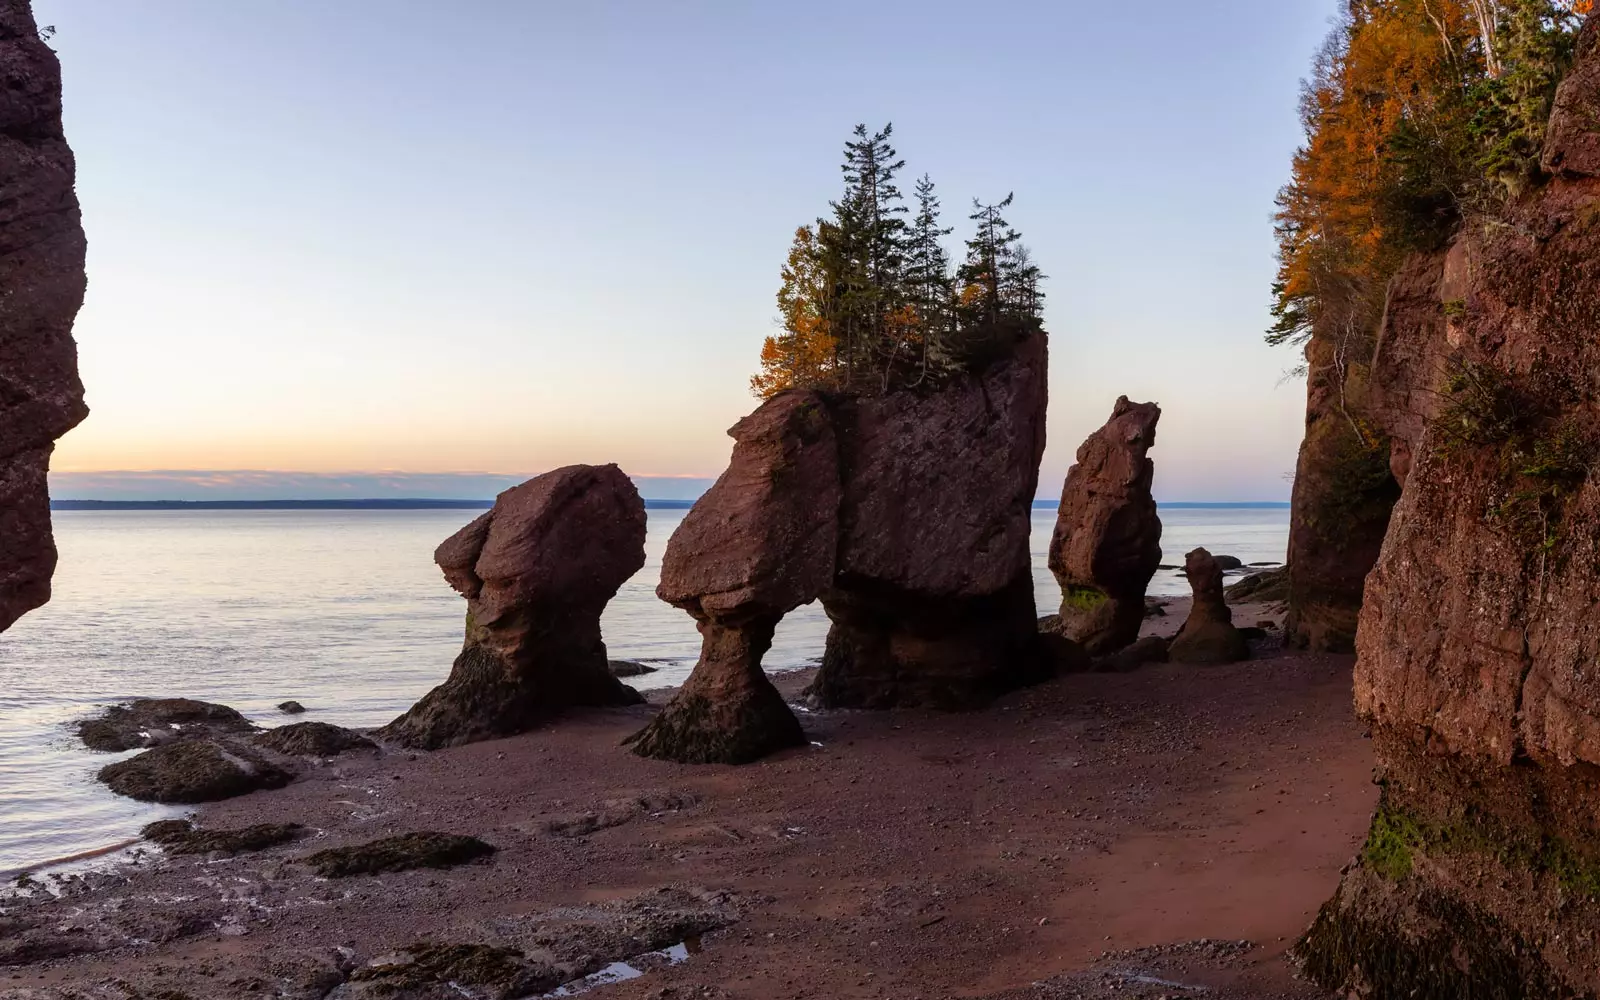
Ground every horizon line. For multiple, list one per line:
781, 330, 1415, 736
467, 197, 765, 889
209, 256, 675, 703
50, 497, 1292, 509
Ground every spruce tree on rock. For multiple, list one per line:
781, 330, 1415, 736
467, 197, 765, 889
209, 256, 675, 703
958, 194, 1023, 328
904, 173, 957, 379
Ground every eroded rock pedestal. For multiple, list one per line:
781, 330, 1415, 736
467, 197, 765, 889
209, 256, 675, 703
1046, 397, 1162, 655
811, 324, 1049, 709
1302, 22, 1600, 997
0, 0, 88, 633
627, 393, 832, 764
1166, 548, 1246, 665
632, 325, 1051, 762
381, 465, 646, 750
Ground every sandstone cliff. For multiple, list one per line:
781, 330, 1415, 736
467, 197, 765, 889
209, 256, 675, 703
1302, 19, 1600, 997
0, 0, 87, 633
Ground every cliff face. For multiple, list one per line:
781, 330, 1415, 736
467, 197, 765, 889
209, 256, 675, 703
0, 0, 88, 633
1282, 327, 1401, 652
1302, 19, 1600, 997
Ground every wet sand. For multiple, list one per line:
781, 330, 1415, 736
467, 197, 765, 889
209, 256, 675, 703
3, 608, 1374, 999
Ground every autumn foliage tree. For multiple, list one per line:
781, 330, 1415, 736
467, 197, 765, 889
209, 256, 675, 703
752, 124, 1045, 398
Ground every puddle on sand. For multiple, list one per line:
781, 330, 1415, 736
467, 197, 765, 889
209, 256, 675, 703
541, 937, 702, 997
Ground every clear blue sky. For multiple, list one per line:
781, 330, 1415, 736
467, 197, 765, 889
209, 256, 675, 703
37, 0, 1335, 501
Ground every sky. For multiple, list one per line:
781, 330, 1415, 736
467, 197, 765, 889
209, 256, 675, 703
36, 0, 1335, 502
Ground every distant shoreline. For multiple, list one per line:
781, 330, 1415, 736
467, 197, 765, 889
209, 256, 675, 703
51, 498, 1290, 511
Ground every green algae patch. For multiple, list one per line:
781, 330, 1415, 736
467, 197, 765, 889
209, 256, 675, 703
1061, 585, 1108, 613
1360, 801, 1423, 881
302, 832, 495, 878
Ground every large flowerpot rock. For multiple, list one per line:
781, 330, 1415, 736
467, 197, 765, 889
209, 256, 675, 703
1047, 396, 1162, 655
628, 391, 833, 763
380, 464, 646, 750
1166, 548, 1247, 665
811, 323, 1050, 709
0, 0, 89, 633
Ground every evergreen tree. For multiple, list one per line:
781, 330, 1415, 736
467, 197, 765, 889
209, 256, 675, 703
903, 174, 955, 378
825, 123, 908, 388
958, 194, 1022, 328
1004, 244, 1046, 320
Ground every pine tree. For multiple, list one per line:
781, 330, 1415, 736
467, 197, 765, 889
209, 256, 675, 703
825, 123, 908, 389
903, 174, 956, 379
958, 194, 1022, 328
1004, 244, 1046, 320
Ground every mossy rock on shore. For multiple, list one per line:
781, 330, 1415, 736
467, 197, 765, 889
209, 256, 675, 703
255, 721, 376, 757
141, 818, 303, 855
346, 943, 553, 998
98, 740, 293, 804
302, 832, 496, 878
76, 697, 253, 752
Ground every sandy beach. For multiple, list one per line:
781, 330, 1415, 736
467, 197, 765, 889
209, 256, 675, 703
2, 600, 1376, 999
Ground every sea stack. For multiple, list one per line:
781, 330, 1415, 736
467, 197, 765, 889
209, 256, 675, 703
380, 464, 646, 750
1165, 548, 1247, 665
626, 392, 832, 764
810, 321, 1049, 709
1302, 20, 1600, 996
0, 0, 89, 633
1046, 397, 1162, 655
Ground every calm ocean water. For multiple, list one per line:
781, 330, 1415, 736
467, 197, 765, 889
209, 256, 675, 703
0, 504, 1287, 876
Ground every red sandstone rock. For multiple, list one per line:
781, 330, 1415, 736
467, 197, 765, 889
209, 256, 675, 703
0, 0, 87, 633
1304, 25, 1600, 997
1542, 16, 1600, 179
629, 392, 833, 763
381, 465, 646, 749
1046, 396, 1162, 655
811, 323, 1050, 709
1166, 548, 1247, 665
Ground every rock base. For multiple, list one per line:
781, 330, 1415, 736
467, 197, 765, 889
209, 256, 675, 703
1056, 585, 1145, 656
811, 578, 1046, 710
627, 619, 805, 765
1300, 730, 1600, 998
380, 628, 643, 750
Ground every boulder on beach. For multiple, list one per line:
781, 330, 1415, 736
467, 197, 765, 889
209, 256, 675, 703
98, 739, 294, 804
255, 721, 376, 757
0, 0, 89, 635
142, 818, 303, 856
1047, 396, 1163, 656
628, 391, 831, 764
76, 698, 255, 752
608, 659, 657, 678
1166, 548, 1248, 665
277, 700, 307, 714
379, 464, 647, 750
1094, 635, 1169, 674
812, 322, 1050, 709
302, 832, 496, 877
1225, 565, 1289, 604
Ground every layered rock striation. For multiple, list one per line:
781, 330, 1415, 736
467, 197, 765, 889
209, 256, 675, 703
0, 0, 88, 633
1303, 21, 1600, 997
1046, 397, 1162, 655
381, 465, 647, 750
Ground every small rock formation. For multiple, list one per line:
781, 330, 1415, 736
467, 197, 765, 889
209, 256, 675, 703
1047, 397, 1163, 655
255, 721, 375, 757
628, 392, 832, 764
1223, 565, 1289, 604
301, 832, 495, 877
277, 700, 307, 714
813, 323, 1049, 708
76, 698, 255, 752
142, 818, 303, 856
607, 659, 656, 678
0, 0, 89, 634
1302, 22, 1600, 997
380, 465, 647, 750
1166, 548, 1248, 665
97, 740, 293, 804
1095, 635, 1169, 673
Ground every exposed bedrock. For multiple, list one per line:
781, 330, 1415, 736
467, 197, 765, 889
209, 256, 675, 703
381, 464, 646, 750
1304, 21, 1600, 997
1046, 396, 1162, 655
628, 391, 834, 764
1166, 548, 1247, 665
0, 0, 89, 633
810, 323, 1050, 709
